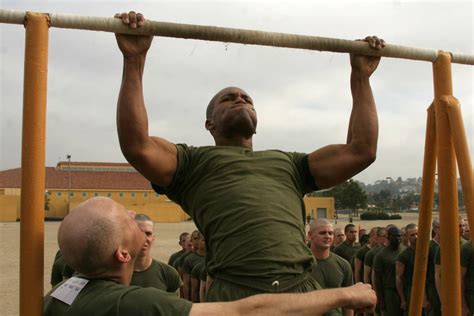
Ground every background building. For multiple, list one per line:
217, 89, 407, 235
0, 161, 334, 222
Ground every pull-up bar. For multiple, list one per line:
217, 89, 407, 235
1, 8, 474, 65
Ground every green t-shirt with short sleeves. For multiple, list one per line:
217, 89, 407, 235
311, 253, 353, 316
397, 246, 416, 288
168, 249, 185, 266
190, 259, 205, 280
373, 246, 403, 289
174, 252, 192, 270
51, 250, 65, 286
364, 245, 383, 268
152, 145, 317, 292
44, 277, 192, 316
434, 239, 467, 265
461, 242, 474, 310
199, 263, 208, 282
355, 244, 371, 282
334, 241, 361, 263
183, 253, 205, 275
130, 259, 182, 293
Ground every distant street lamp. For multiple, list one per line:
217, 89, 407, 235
67, 154, 71, 213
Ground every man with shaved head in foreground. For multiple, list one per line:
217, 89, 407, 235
44, 197, 377, 315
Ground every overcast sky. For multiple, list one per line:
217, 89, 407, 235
0, 0, 472, 185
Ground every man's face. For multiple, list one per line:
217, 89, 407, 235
388, 228, 402, 250
378, 231, 388, 246
407, 227, 418, 248
432, 222, 440, 237
136, 220, 155, 256
179, 234, 189, 248
198, 237, 206, 253
191, 232, 200, 252
206, 87, 257, 139
310, 224, 334, 250
346, 227, 358, 242
459, 219, 466, 237
463, 222, 470, 240
334, 230, 346, 245
183, 237, 192, 252
122, 210, 147, 258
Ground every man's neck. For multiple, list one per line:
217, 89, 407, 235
134, 254, 153, 272
345, 240, 355, 246
214, 136, 253, 149
311, 247, 330, 260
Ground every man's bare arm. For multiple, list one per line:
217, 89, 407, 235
363, 265, 372, 285
308, 36, 384, 189
115, 11, 177, 187
190, 283, 376, 316
354, 258, 363, 283
395, 260, 406, 310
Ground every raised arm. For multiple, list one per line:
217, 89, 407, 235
308, 36, 384, 189
115, 12, 177, 187
190, 283, 376, 316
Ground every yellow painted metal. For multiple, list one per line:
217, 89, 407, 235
20, 12, 49, 316
409, 104, 437, 316
433, 52, 461, 316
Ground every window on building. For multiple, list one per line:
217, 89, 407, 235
69, 192, 74, 197
155, 193, 160, 197
57, 192, 62, 197
119, 192, 124, 198
82, 192, 87, 198
94, 192, 99, 197
107, 192, 112, 197
131, 192, 136, 198
143, 192, 148, 198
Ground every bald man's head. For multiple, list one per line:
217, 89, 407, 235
58, 197, 144, 276
309, 218, 332, 232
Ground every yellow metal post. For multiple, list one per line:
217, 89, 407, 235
20, 12, 49, 316
433, 52, 461, 316
445, 96, 474, 246
409, 104, 437, 316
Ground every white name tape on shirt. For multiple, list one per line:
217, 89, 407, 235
51, 277, 89, 305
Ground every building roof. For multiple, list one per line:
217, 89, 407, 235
0, 162, 153, 191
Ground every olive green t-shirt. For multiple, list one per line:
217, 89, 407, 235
354, 244, 371, 282
44, 277, 192, 316
51, 250, 64, 286
174, 252, 192, 270
168, 249, 185, 266
373, 246, 403, 289
199, 263, 208, 282
130, 259, 181, 293
397, 246, 416, 293
434, 239, 467, 265
153, 145, 317, 291
183, 253, 205, 275
364, 245, 383, 268
311, 253, 353, 316
461, 242, 474, 310
334, 241, 361, 262
191, 261, 205, 280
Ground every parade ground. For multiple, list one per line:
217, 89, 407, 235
0, 212, 427, 315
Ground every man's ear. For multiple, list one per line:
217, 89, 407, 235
115, 247, 132, 263
205, 119, 214, 132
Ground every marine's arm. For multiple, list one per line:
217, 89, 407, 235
434, 264, 441, 299
115, 12, 177, 187
354, 257, 363, 283
189, 283, 376, 316
363, 264, 371, 284
307, 36, 384, 189
395, 260, 406, 310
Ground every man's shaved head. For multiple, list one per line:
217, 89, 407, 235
58, 197, 143, 276
310, 218, 332, 231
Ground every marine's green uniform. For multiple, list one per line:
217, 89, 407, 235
168, 249, 185, 266
44, 276, 192, 316
311, 253, 353, 316
397, 246, 417, 316
373, 246, 403, 316
364, 246, 383, 271
130, 259, 181, 293
183, 253, 205, 275
152, 145, 319, 301
191, 261, 205, 281
51, 250, 65, 286
334, 240, 361, 263
354, 244, 371, 282
426, 240, 441, 316
461, 242, 474, 312
173, 252, 192, 271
